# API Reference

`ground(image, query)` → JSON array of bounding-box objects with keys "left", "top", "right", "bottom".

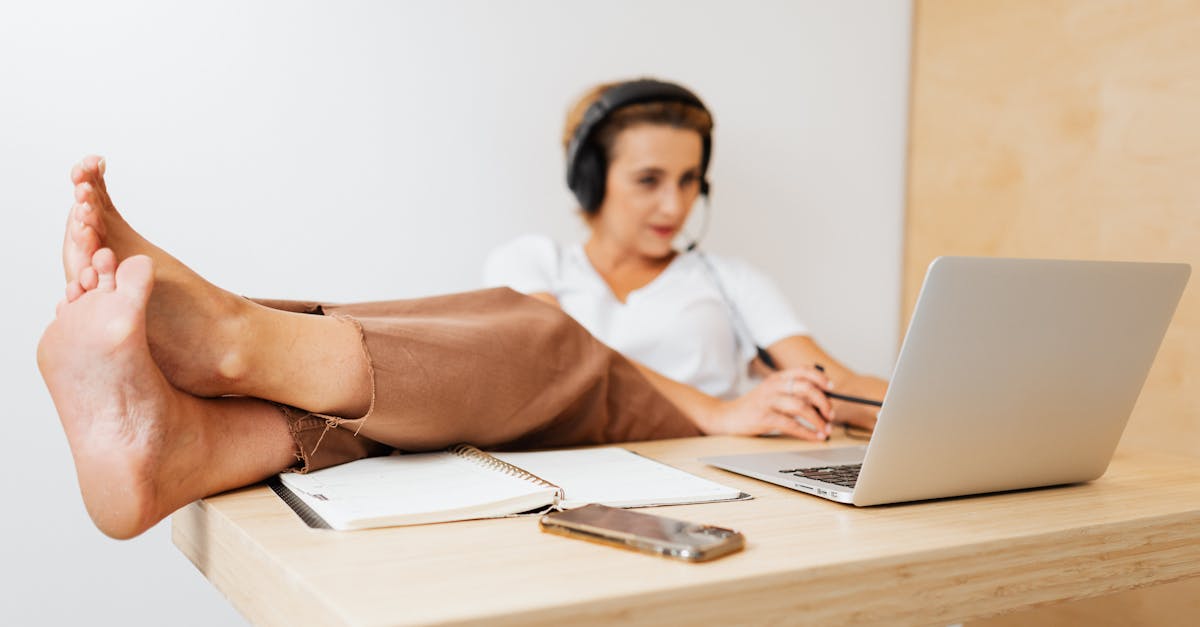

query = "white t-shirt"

[{"left": 482, "top": 234, "right": 808, "bottom": 399}]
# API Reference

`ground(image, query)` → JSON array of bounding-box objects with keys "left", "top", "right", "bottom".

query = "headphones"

[{"left": 565, "top": 79, "right": 713, "bottom": 214}]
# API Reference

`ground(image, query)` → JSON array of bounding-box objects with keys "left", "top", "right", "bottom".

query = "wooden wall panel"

[
  {"left": 905, "top": 1, "right": 1200, "bottom": 623},
  {"left": 905, "top": 0, "right": 1200, "bottom": 457}
]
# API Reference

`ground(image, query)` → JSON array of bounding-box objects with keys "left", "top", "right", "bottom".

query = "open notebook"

[{"left": 272, "top": 445, "right": 749, "bottom": 530}]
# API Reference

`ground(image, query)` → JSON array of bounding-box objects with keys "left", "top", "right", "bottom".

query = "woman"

[{"left": 486, "top": 79, "right": 887, "bottom": 441}]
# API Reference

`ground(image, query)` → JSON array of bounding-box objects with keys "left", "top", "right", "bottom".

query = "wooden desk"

[{"left": 172, "top": 436, "right": 1200, "bottom": 626}]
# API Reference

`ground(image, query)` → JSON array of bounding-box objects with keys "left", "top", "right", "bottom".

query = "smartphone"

[{"left": 539, "top": 503, "right": 744, "bottom": 562}]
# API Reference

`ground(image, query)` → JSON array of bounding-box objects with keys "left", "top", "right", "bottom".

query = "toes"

[
  {"left": 79, "top": 224, "right": 101, "bottom": 263},
  {"left": 71, "top": 155, "right": 103, "bottom": 183},
  {"left": 75, "top": 200, "right": 95, "bottom": 222},
  {"left": 93, "top": 248, "right": 118, "bottom": 291},
  {"left": 72, "top": 171, "right": 113, "bottom": 215},
  {"left": 96, "top": 268, "right": 116, "bottom": 292},
  {"left": 80, "top": 266, "right": 99, "bottom": 291},
  {"left": 115, "top": 255, "right": 154, "bottom": 306},
  {"left": 79, "top": 155, "right": 109, "bottom": 191},
  {"left": 64, "top": 220, "right": 89, "bottom": 282},
  {"left": 74, "top": 182, "right": 94, "bottom": 204},
  {"left": 76, "top": 243, "right": 116, "bottom": 295},
  {"left": 71, "top": 218, "right": 101, "bottom": 250},
  {"left": 74, "top": 202, "right": 104, "bottom": 235},
  {"left": 65, "top": 280, "right": 84, "bottom": 303},
  {"left": 64, "top": 206, "right": 101, "bottom": 284},
  {"left": 74, "top": 178, "right": 110, "bottom": 206}
]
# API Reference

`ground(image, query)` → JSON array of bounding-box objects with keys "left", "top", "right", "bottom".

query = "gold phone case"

[{"left": 539, "top": 504, "right": 744, "bottom": 562}]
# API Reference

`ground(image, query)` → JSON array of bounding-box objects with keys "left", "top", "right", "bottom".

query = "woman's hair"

[{"left": 562, "top": 80, "right": 714, "bottom": 162}]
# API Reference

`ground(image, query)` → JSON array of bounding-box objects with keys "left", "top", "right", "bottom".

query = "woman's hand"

[
  {"left": 831, "top": 394, "right": 880, "bottom": 432},
  {"left": 700, "top": 368, "right": 836, "bottom": 441}
]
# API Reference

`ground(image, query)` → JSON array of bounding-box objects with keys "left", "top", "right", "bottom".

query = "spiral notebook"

[{"left": 271, "top": 445, "right": 749, "bottom": 530}]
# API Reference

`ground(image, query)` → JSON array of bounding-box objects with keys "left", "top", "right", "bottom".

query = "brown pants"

[{"left": 254, "top": 288, "right": 702, "bottom": 472}]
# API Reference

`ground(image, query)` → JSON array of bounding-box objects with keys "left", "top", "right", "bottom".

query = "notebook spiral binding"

[
  {"left": 448, "top": 443, "right": 566, "bottom": 504},
  {"left": 269, "top": 477, "right": 332, "bottom": 529}
]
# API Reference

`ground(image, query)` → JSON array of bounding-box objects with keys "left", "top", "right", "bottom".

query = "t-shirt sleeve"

[
  {"left": 711, "top": 255, "right": 809, "bottom": 352},
  {"left": 482, "top": 234, "right": 559, "bottom": 295}
]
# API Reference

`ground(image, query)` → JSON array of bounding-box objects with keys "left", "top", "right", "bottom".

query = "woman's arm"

[
  {"left": 629, "top": 359, "right": 836, "bottom": 441},
  {"left": 528, "top": 292, "right": 836, "bottom": 441},
  {"left": 763, "top": 335, "right": 888, "bottom": 430}
]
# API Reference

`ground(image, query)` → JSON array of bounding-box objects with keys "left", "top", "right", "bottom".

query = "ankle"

[
  {"left": 209, "top": 298, "right": 260, "bottom": 389},
  {"left": 140, "top": 395, "right": 214, "bottom": 533},
  {"left": 150, "top": 291, "right": 261, "bottom": 397}
]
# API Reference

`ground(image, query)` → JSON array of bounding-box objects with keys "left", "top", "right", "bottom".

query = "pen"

[
  {"left": 813, "top": 364, "right": 884, "bottom": 407},
  {"left": 759, "top": 349, "right": 884, "bottom": 407}
]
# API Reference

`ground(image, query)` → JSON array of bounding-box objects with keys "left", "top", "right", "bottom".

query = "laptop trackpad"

[{"left": 785, "top": 445, "right": 868, "bottom": 467}]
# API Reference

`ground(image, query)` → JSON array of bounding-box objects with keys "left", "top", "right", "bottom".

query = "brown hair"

[{"left": 562, "top": 79, "right": 714, "bottom": 161}]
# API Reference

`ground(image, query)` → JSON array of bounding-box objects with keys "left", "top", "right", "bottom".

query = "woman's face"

[{"left": 590, "top": 124, "right": 704, "bottom": 261}]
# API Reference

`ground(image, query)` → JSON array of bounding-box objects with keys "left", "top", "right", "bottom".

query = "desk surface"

[{"left": 172, "top": 436, "right": 1200, "bottom": 627}]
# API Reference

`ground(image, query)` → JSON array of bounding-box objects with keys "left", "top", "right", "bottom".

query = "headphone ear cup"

[{"left": 571, "top": 143, "right": 607, "bottom": 213}]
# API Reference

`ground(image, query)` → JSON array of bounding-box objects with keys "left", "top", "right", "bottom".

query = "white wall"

[{"left": 0, "top": 1, "right": 911, "bottom": 624}]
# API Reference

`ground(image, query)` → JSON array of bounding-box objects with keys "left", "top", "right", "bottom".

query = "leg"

[
  {"left": 39, "top": 252, "right": 298, "bottom": 539},
  {"left": 63, "top": 156, "right": 371, "bottom": 418},
  {"left": 309, "top": 289, "right": 703, "bottom": 453},
  {"left": 60, "top": 156, "right": 698, "bottom": 469}
]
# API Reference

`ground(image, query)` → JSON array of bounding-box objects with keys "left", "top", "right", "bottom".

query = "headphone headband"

[{"left": 565, "top": 79, "right": 712, "bottom": 213}]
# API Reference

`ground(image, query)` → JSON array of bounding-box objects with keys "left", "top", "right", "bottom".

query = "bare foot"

[
  {"left": 61, "top": 157, "right": 105, "bottom": 302},
  {"left": 65, "top": 156, "right": 258, "bottom": 397},
  {"left": 39, "top": 251, "right": 206, "bottom": 538},
  {"left": 39, "top": 251, "right": 299, "bottom": 538},
  {"left": 64, "top": 156, "right": 373, "bottom": 419}
]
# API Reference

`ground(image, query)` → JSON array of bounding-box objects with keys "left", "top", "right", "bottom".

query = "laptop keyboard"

[{"left": 779, "top": 464, "right": 862, "bottom": 489}]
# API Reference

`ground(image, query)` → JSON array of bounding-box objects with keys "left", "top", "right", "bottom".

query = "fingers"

[
  {"left": 765, "top": 412, "right": 828, "bottom": 441},
  {"left": 792, "top": 380, "right": 835, "bottom": 420},
  {"left": 764, "top": 368, "right": 838, "bottom": 440},
  {"left": 770, "top": 393, "right": 831, "bottom": 433},
  {"left": 772, "top": 372, "right": 834, "bottom": 420}
]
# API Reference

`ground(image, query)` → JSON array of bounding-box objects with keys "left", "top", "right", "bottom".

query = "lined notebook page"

[
  {"left": 492, "top": 447, "right": 742, "bottom": 508},
  {"left": 278, "top": 452, "right": 558, "bottom": 530}
]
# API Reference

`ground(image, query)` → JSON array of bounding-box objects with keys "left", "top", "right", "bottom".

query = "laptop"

[{"left": 701, "top": 256, "right": 1190, "bottom": 506}]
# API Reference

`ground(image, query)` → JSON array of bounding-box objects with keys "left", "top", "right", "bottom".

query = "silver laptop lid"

[{"left": 853, "top": 257, "right": 1189, "bottom": 505}]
